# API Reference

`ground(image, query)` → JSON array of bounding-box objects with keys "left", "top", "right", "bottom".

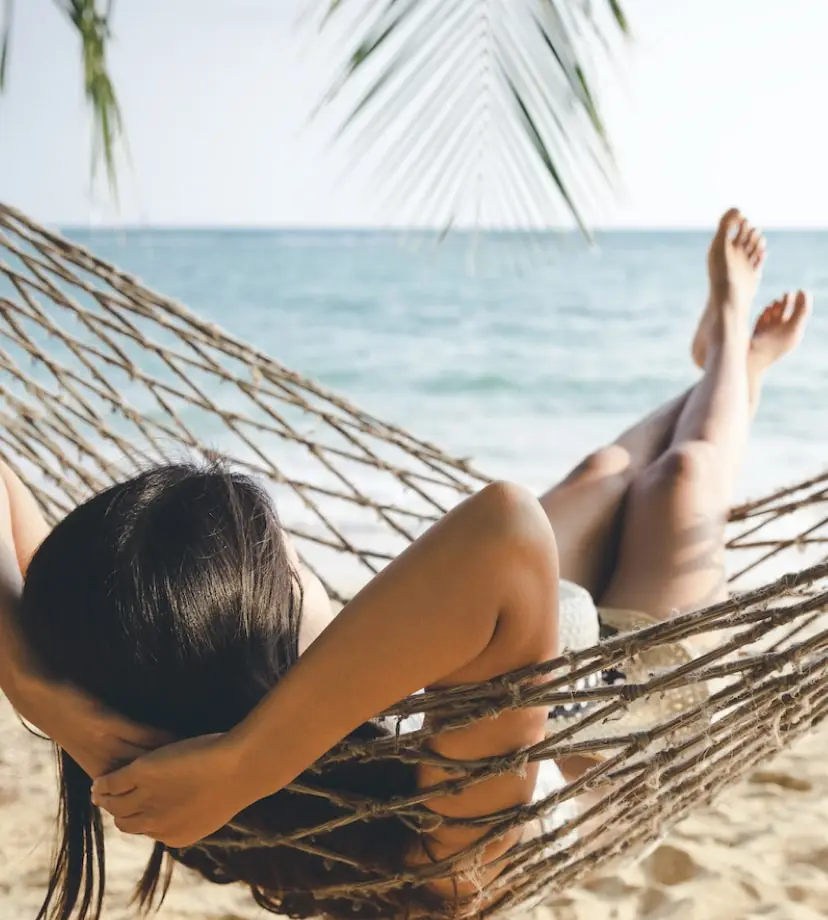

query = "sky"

[{"left": 1, "top": 0, "right": 828, "bottom": 229}]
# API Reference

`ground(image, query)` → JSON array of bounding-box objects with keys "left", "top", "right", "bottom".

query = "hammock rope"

[{"left": 1, "top": 201, "right": 827, "bottom": 917}]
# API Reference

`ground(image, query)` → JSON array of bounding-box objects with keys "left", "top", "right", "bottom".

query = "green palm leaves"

[
  {"left": 317, "top": 0, "right": 628, "bottom": 234},
  {"left": 1, "top": 1, "right": 122, "bottom": 192},
  {"left": 1, "top": 0, "right": 627, "bottom": 233}
]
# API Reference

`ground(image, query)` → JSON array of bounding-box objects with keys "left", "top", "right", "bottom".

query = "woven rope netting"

[{"left": 1, "top": 201, "right": 828, "bottom": 917}]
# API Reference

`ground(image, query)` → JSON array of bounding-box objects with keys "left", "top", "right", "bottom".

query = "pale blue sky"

[{"left": 1, "top": 0, "right": 827, "bottom": 228}]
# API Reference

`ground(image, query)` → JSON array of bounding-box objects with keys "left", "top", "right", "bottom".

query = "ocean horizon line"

[{"left": 57, "top": 224, "right": 828, "bottom": 235}]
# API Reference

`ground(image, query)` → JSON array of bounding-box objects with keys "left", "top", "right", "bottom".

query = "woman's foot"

[
  {"left": 748, "top": 291, "right": 812, "bottom": 399},
  {"left": 692, "top": 208, "right": 766, "bottom": 368}
]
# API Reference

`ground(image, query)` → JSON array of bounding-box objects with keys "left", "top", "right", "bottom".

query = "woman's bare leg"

[
  {"left": 537, "top": 302, "right": 798, "bottom": 603},
  {"left": 600, "top": 211, "right": 811, "bottom": 619},
  {"left": 538, "top": 209, "right": 740, "bottom": 596},
  {"left": 539, "top": 390, "right": 691, "bottom": 596}
]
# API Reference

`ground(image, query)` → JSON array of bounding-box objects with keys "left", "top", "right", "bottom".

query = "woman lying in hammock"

[{"left": 0, "top": 209, "right": 812, "bottom": 920}]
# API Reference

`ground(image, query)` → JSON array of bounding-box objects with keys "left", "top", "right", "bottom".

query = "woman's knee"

[
  {"left": 641, "top": 441, "right": 719, "bottom": 500},
  {"left": 568, "top": 445, "right": 633, "bottom": 483}
]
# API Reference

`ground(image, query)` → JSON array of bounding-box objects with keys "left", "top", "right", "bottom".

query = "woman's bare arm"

[
  {"left": 230, "top": 481, "right": 558, "bottom": 806},
  {"left": 0, "top": 461, "right": 50, "bottom": 704},
  {"left": 247, "top": 480, "right": 559, "bottom": 897},
  {"left": 0, "top": 461, "right": 51, "bottom": 572},
  {"left": 93, "top": 481, "right": 559, "bottom": 848}
]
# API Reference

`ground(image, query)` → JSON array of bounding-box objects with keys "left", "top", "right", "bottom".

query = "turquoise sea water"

[{"left": 60, "top": 228, "right": 827, "bottom": 509}]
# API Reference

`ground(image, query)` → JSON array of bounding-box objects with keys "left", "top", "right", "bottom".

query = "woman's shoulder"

[{"left": 282, "top": 533, "right": 336, "bottom": 655}]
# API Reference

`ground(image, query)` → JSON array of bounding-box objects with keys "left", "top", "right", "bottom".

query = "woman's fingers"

[
  {"left": 112, "top": 811, "right": 182, "bottom": 846},
  {"left": 100, "top": 729, "right": 172, "bottom": 774},
  {"left": 92, "top": 764, "right": 137, "bottom": 798},
  {"left": 93, "top": 789, "right": 141, "bottom": 818},
  {"left": 113, "top": 814, "right": 151, "bottom": 836},
  {"left": 110, "top": 720, "right": 172, "bottom": 753},
  {"left": 126, "top": 724, "right": 172, "bottom": 748}
]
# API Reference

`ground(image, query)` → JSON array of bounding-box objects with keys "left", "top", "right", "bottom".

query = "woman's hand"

[
  {"left": 91, "top": 733, "right": 247, "bottom": 847},
  {"left": 19, "top": 675, "right": 171, "bottom": 779}
]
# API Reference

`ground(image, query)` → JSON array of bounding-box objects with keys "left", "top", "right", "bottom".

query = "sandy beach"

[
  {"left": 3, "top": 3, "right": 828, "bottom": 919},
  {"left": 2, "top": 694, "right": 827, "bottom": 920}
]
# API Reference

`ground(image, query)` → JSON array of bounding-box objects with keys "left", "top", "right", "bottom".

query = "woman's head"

[
  {"left": 20, "top": 463, "right": 417, "bottom": 920},
  {"left": 24, "top": 463, "right": 300, "bottom": 737}
]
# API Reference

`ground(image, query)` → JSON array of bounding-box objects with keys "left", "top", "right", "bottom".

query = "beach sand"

[{"left": 2, "top": 693, "right": 827, "bottom": 920}]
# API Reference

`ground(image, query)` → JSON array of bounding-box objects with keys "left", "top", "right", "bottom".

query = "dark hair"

[{"left": 19, "top": 463, "right": 420, "bottom": 920}]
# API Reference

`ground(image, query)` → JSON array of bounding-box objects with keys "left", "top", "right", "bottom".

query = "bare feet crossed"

[{"left": 692, "top": 208, "right": 766, "bottom": 368}]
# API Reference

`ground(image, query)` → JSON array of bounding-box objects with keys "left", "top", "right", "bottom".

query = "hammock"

[{"left": 1, "top": 201, "right": 827, "bottom": 917}]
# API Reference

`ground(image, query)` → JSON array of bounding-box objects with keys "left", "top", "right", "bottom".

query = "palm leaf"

[
  {"left": 0, "top": 0, "right": 13, "bottom": 91},
  {"left": 606, "top": 0, "right": 628, "bottom": 33},
  {"left": 53, "top": 0, "right": 122, "bottom": 194},
  {"left": 0, "top": 0, "right": 122, "bottom": 192},
  {"left": 317, "top": 0, "right": 628, "bottom": 237}
]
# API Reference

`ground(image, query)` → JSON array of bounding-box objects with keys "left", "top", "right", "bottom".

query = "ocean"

[
  {"left": 2, "top": 223, "right": 825, "bottom": 593},
  {"left": 62, "top": 226, "right": 827, "bottom": 505}
]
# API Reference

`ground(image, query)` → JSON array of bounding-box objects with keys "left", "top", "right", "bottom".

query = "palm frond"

[
  {"left": 317, "top": 0, "right": 628, "bottom": 236},
  {"left": 607, "top": 0, "right": 629, "bottom": 34},
  {"left": 53, "top": 0, "right": 123, "bottom": 195},
  {"left": 0, "top": 0, "right": 13, "bottom": 91}
]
